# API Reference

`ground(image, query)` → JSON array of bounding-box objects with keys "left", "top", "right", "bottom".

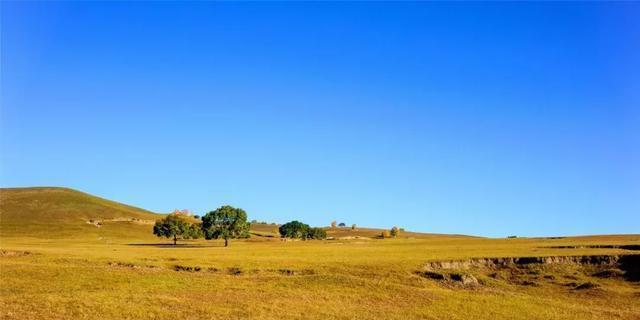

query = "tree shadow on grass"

[{"left": 126, "top": 243, "right": 224, "bottom": 248}]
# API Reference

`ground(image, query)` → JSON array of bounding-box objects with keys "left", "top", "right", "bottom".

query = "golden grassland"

[{"left": 1, "top": 187, "right": 639, "bottom": 319}]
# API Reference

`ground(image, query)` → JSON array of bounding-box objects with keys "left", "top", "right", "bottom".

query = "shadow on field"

[{"left": 127, "top": 243, "right": 224, "bottom": 248}]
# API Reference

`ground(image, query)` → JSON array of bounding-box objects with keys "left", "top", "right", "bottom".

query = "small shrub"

[
  {"left": 390, "top": 226, "right": 400, "bottom": 238},
  {"left": 228, "top": 267, "right": 243, "bottom": 275}
]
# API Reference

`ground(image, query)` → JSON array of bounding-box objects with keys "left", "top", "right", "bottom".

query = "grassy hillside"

[{"left": 0, "top": 187, "right": 163, "bottom": 240}]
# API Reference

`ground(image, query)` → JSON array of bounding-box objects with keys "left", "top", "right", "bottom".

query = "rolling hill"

[{"left": 0, "top": 187, "right": 163, "bottom": 239}]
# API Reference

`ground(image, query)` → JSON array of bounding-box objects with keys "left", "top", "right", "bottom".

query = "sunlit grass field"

[{"left": 1, "top": 188, "right": 639, "bottom": 319}]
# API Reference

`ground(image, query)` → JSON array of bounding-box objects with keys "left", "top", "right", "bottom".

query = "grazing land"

[{"left": 1, "top": 187, "right": 639, "bottom": 319}]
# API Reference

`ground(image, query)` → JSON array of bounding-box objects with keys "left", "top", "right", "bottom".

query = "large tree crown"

[
  {"left": 153, "top": 214, "right": 197, "bottom": 239},
  {"left": 201, "top": 205, "right": 250, "bottom": 240}
]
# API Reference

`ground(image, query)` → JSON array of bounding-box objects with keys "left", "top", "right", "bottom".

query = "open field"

[{"left": 1, "top": 188, "right": 639, "bottom": 319}]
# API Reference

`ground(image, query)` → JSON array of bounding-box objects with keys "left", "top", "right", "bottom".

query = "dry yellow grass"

[{"left": 1, "top": 188, "right": 639, "bottom": 319}]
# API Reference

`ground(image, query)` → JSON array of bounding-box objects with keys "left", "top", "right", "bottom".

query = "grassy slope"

[
  {"left": 1, "top": 187, "right": 639, "bottom": 319},
  {"left": 0, "top": 187, "right": 163, "bottom": 240}
]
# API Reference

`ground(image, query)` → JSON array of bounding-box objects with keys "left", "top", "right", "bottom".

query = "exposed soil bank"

[
  {"left": 419, "top": 254, "right": 640, "bottom": 288},
  {"left": 543, "top": 245, "right": 640, "bottom": 251},
  {"left": 423, "top": 254, "right": 639, "bottom": 280}
]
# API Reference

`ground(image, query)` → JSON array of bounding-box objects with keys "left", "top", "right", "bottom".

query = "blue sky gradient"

[{"left": 2, "top": 2, "right": 639, "bottom": 237}]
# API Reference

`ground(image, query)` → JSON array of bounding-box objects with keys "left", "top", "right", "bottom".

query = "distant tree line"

[
  {"left": 154, "top": 207, "right": 403, "bottom": 245},
  {"left": 153, "top": 206, "right": 327, "bottom": 245}
]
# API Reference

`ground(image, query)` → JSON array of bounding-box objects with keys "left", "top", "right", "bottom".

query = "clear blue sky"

[{"left": 1, "top": 2, "right": 638, "bottom": 237}]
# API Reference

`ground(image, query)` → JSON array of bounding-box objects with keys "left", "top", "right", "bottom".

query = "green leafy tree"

[
  {"left": 279, "top": 220, "right": 309, "bottom": 239},
  {"left": 201, "top": 205, "right": 250, "bottom": 247},
  {"left": 153, "top": 214, "right": 194, "bottom": 245},
  {"left": 351, "top": 224, "right": 357, "bottom": 230},
  {"left": 185, "top": 222, "right": 204, "bottom": 239},
  {"left": 279, "top": 221, "right": 327, "bottom": 240},
  {"left": 306, "top": 227, "right": 327, "bottom": 240}
]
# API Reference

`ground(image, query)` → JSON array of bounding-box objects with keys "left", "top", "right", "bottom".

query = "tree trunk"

[
  {"left": 224, "top": 238, "right": 228, "bottom": 247},
  {"left": 173, "top": 234, "right": 177, "bottom": 245}
]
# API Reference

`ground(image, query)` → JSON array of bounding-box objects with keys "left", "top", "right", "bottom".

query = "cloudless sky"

[{"left": 1, "top": 2, "right": 638, "bottom": 237}]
